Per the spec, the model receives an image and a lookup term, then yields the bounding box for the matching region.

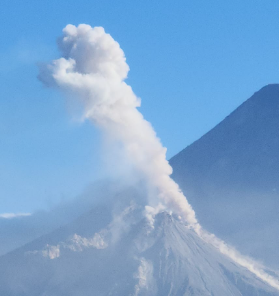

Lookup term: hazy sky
[1,0,279,213]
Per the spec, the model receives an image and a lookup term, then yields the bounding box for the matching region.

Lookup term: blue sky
[1,0,279,213]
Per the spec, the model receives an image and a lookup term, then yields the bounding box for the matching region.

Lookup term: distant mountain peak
[254,83,279,96]
[240,83,279,110]
[170,84,279,269]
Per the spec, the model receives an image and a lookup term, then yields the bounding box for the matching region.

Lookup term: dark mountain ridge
[170,84,279,268]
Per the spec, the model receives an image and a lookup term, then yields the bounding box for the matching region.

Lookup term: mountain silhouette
[170,84,279,268]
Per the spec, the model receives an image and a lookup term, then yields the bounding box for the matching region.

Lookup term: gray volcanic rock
[0,206,278,296]
[170,84,279,268]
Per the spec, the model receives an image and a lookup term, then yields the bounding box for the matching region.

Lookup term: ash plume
[38,24,198,228]
[38,24,279,290]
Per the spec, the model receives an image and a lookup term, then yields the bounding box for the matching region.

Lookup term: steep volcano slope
[170,84,279,268]
[0,206,278,296]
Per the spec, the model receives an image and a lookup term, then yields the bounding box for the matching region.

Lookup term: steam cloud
[38,24,198,228]
[39,24,279,290]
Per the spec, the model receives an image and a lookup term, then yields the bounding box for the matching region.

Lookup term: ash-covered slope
[170,84,279,268]
[0,206,278,296]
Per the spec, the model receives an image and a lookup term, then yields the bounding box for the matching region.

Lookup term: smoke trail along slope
[38,24,279,290]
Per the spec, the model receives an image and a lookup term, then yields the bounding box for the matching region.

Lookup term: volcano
[1,84,279,295]
[170,84,279,268]
[0,205,278,296]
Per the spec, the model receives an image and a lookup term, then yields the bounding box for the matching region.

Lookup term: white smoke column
[39,24,279,291]
[38,24,198,228]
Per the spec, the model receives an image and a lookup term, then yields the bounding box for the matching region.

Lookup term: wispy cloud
[0,213,31,219]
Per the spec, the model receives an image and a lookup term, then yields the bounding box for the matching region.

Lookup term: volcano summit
[0,205,278,296]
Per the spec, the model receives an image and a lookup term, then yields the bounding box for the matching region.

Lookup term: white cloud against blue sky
[1,0,279,213]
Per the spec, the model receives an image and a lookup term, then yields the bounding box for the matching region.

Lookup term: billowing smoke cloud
[38,24,279,290]
[38,24,198,228]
